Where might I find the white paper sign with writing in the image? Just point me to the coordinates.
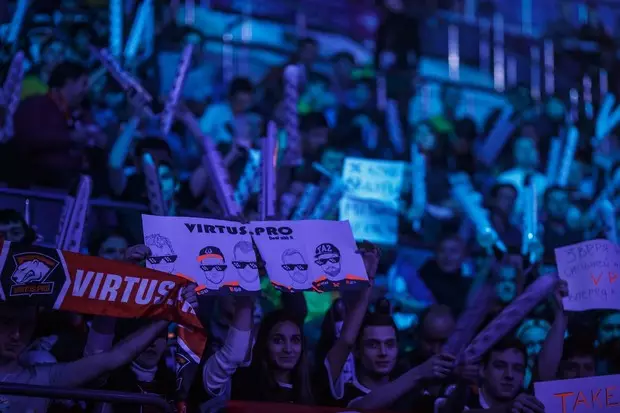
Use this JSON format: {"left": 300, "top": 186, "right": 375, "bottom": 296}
{"left": 250, "top": 220, "right": 368, "bottom": 292}
{"left": 142, "top": 215, "right": 261, "bottom": 295}
{"left": 342, "top": 157, "right": 405, "bottom": 207}
{"left": 554, "top": 239, "right": 620, "bottom": 311}
{"left": 534, "top": 374, "right": 620, "bottom": 413}
{"left": 339, "top": 197, "right": 399, "bottom": 246}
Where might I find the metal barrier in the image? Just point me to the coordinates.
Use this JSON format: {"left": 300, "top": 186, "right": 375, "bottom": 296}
{"left": 0, "top": 383, "right": 173, "bottom": 413}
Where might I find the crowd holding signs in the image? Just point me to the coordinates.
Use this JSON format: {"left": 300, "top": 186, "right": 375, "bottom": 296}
{"left": 141, "top": 215, "right": 369, "bottom": 294}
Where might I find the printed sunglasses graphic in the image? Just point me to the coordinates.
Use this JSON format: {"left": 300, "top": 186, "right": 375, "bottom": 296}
{"left": 232, "top": 261, "right": 258, "bottom": 269}
{"left": 147, "top": 255, "right": 178, "bottom": 264}
{"left": 281, "top": 263, "right": 308, "bottom": 271}
{"left": 199, "top": 264, "right": 228, "bottom": 271}
{"left": 314, "top": 256, "right": 340, "bottom": 266}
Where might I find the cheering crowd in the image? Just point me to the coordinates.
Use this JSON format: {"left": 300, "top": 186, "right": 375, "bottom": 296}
{"left": 0, "top": 0, "right": 619, "bottom": 412}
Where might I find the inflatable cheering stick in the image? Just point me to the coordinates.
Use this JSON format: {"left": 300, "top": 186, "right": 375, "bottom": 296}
{"left": 584, "top": 168, "right": 620, "bottom": 224}
{"left": 476, "top": 106, "right": 516, "bottom": 166}
{"left": 386, "top": 100, "right": 406, "bottom": 155}
{"left": 93, "top": 47, "right": 154, "bottom": 117}
{"left": 599, "top": 199, "right": 618, "bottom": 244}
{"left": 557, "top": 126, "right": 579, "bottom": 187}
{"left": 259, "top": 122, "right": 278, "bottom": 220}
{"left": 0, "top": 51, "right": 25, "bottom": 142}
{"left": 234, "top": 149, "right": 261, "bottom": 209}
{"left": 291, "top": 184, "right": 321, "bottom": 221}
{"left": 6, "top": 0, "right": 28, "bottom": 45}
{"left": 161, "top": 44, "right": 194, "bottom": 136}
{"left": 462, "top": 274, "right": 558, "bottom": 363}
{"left": 410, "top": 143, "right": 426, "bottom": 231}
{"left": 108, "top": 0, "right": 123, "bottom": 57}
{"left": 123, "top": 0, "right": 153, "bottom": 61}
{"left": 142, "top": 153, "right": 168, "bottom": 216}
{"left": 56, "top": 176, "right": 92, "bottom": 252}
{"left": 545, "top": 137, "right": 561, "bottom": 185}
{"left": 281, "top": 65, "right": 302, "bottom": 166}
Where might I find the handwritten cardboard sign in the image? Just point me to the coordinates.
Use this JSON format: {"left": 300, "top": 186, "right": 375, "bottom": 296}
{"left": 534, "top": 374, "right": 620, "bottom": 413}
{"left": 554, "top": 239, "right": 620, "bottom": 311}
{"left": 341, "top": 157, "right": 405, "bottom": 207}
{"left": 339, "top": 197, "right": 398, "bottom": 246}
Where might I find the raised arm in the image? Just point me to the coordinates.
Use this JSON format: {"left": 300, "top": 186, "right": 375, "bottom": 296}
{"left": 537, "top": 280, "right": 569, "bottom": 381}
{"left": 348, "top": 353, "right": 455, "bottom": 410}
{"left": 325, "top": 244, "right": 379, "bottom": 393}
{"left": 48, "top": 319, "right": 169, "bottom": 388}
{"left": 202, "top": 296, "right": 254, "bottom": 396}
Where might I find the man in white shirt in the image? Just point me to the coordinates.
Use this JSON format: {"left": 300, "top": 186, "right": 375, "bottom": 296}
{"left": 199, "top": 77, "right": 256, "bottom": 147}
{"left": 497, "top": 136, "right": 547, "bottom": 220}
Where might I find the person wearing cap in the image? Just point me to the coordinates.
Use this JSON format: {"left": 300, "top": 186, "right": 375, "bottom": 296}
{"left": 198, "top": 246, "right": 227, "bottom": 289}
{"left": 314, "top": 243, "right": 342, "bottom": 279}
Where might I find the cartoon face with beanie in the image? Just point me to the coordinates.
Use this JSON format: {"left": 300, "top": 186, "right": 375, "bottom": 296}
{"left": 314, "top": 243, "right": 341, "bottom": 278}
{"left": 198, "top": 246, "right": 227, "bottom": 287}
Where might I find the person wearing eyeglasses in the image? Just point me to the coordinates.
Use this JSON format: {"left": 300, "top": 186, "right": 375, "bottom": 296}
{"left": 314, "top": 243, "right": 341, "bottom": 279}
{"left": 232, "top": 241, "right": 259, "bottom": 284}
{"left": 144, "top": 234, "right": 177, "bottom": 274}
{"left": 281, "top": 249, "right": 309, "bottom": 285}
{"left": 198, "top": 246, "right": 228, "bottom": 289}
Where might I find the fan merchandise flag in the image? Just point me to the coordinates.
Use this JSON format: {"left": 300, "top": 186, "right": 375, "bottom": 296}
{"left": 0, "top": 240, "right": 207, "bottom": 398}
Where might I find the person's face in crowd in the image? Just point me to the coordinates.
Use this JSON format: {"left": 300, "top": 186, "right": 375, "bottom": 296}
{"left": 304, "top": 126, "right": 329, "bottom": 154}
{"left": 419, "top": 311, "right": 455, "bottom": 358}
{"left": 232, "top": 249, "right": 258, "bottom": 283}
{"left": 385, "top": 0, "right": 404, "bottom": 12}
{"left": 230, "top": 90, "right": 252, "bottom": 115}
{"left": 200, "top": 256, "right": 227, "bottom": 285}
{"left": 157, "top": 164, "right": 179, "bottom": 204}
{"left": 492, "top": 186, "right": 517, "bottom": 217}
{"left": 513, "top": 136, "right": 539, "bottom": 169}
{"left": 146, "top": 243, "right": 176, "bottom": 274}
{"left": 546, "top": 189, "right": 570, "bottom": 221}
{"left": 359, "top": 325, "right": 398, "bottom": 376}
{"left": 334, "top": 56, "right": 354, "bottom": 80}
{"left": 560, "top": 354, "right": 596, "bottom": 379}
{"left": 74, "top": 30, "right": 91, "bottom": 54}
{"left": 62, "top": 75, "right": 89, "bottom": 108}
{"left": 482, "top": 348, "right": 526, "bottom": 401}
{"left": 321, "top": 149, "right": 345, "bottom": 174}
{"left": 519, "top": 324, "right": 548, "bottom": 360}
{"left": 599, "top": 313, "right": 620, "bottom": 345}
{"left": 545, "top": 97, "right": 566, "bottom": 121}
{"left": 0, "top": 221, "right": 26, "bottom": 243}
{"left": 0, "top": 306, "right": 36, "bottom": 363}
{"left": 282, "top": 252, "right": 308, "bottom": 284}
{"left": 436, "top": 237, "right": 465, "bottom": 274}
{"left": 352, "top": 82, "right": 371, "bottom": 108}
{"left": 267, "top": 321, "right": 302, "bottom": 371}
{"left": 298, "top": 42, "right": 318, "bottom": 67}
{"left": 496, "top": 264, "right": 518, "bottom": 303}
{"left": 41, "top": 41, "right": 64, "bottom": 69}
{"left": 414, "top": 123, "right": 436, "bottom": 152}
{"left": 135, "top": 336, "right": 167, "bottom": 369}
{"left": 97, "top": 235, "right": 128, "bottom": 261}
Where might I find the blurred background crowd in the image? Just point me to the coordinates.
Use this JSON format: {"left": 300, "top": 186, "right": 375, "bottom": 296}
{"left": 0, "top": 0, "right": 620, "bottom": 411}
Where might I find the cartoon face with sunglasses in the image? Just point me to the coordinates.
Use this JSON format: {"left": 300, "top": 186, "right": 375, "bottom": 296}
{"left": 145, "top": 234, "right": 177, "bottom": 274}
{"left": 198, "top": 246, "right": 227, "bottom": 287}
{"left": 281, "top": 249, "right": 308, "bottom": 284}
{"left": 232, "top": 241, "right": 259, "bottom": 283}
{"left": 314, "top": 243, "right": 341, "bottom": 278}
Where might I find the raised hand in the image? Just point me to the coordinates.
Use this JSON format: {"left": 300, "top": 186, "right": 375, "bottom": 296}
{"left": 552, "top": 279, "right": 569, "bottom": 314}
{"left": 510, "top": 393, "right": 545, "bottom": 413}
{"left": 421, "top": 353, "right": 456, "bottom": 380}
{"left": 124, "top": 244, "right": 151, "bottom": 263}
{"left": 181, "top": 282, "right": 198, "bottom": 311}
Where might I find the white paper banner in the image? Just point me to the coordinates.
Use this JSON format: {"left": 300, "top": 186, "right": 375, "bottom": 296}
{"left": 339, "top": 197, "right": 398, "bottom": 246}
{"left": 535, "top": 374, "right": 620, "bottom": 413}
{"left": 341, "top": 157, "right": 405, "bottom": 207}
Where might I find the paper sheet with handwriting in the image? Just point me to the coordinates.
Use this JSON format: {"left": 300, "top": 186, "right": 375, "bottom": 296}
{"left": 142, "top": 215, "right": 261, "bottom": 295}
{"left": 555, "top": 239, "right": 620, "bottom": 311}
{"left": 535, "top": 374, "right": 620, "bottom": 413}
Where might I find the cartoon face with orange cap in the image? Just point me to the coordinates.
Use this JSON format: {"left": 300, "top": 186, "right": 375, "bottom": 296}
{"left": 198, "top": 246, "right": 227, "bottom": 286}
